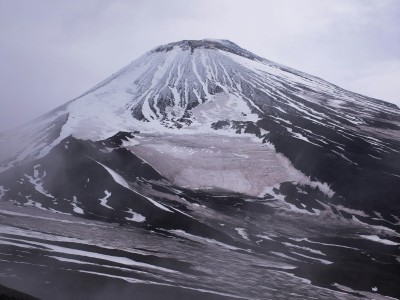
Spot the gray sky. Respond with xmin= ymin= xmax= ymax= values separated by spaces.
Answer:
xmin=1 ymin=0 xmax=399 ymax=131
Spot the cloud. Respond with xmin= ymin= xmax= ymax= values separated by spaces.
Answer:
xmin=343 ymin=60 xmax=400 ymax=106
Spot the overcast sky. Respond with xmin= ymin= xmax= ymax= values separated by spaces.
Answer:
xmin=1 ymin=0 xmax=399 ymax=131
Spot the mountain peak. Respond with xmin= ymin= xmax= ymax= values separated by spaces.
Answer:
xmin=153 ymin=39 xmax=236 ymax=50
xmin=152 ymin=39 xmax=263 ymax=61
xmin=2 ymin=36 xmax=400 ymax=300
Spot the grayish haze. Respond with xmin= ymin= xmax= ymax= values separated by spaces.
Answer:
xmin=0 ymin=0 xmax=399 ymax=131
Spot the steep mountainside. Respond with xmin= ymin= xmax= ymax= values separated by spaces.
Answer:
xmin=0 ymin=39 xmax=399 ymax=300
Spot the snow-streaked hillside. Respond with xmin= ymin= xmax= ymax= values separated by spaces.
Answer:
xmin=1 ymin=39 xmax=400 ymax=300
xmin=2 ymin=39 xmax=399 ymax=163
xmin=2 ymin=39 xmax=400 ymax=212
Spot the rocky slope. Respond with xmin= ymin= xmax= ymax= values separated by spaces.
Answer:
xmin=0 ymin=39 xmax=399 ymax=299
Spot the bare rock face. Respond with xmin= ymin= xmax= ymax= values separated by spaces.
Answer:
xmin=0 ymin=39 xmax=400 ymax=300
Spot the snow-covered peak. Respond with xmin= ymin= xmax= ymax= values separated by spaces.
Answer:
xmin=152 ymin=39 xmax=240 ymax=51
xmin=1 ymin=39 xmax=400 ymax=168
xmin=151 ymin=39 xmax=264 ymax=61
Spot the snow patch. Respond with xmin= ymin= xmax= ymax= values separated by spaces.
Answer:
xmin=169 ymin=229 xmax=240 ymax=251
xmin=99 ymin=190 xmax=113 ymax=210
xmin=125 ymin=208 xmax=146 ymax=223
xmin=93 ymin=159 xmax=172 ymax=212
xmin=70 ymin=196 xmax=84 ymax=214
xmin=0 ymin=186 xmax=8 ymax=200
xmin=270 ymin=251 xmax=301 ymax=262
xmin=24 ymin=195 xmax=47 ymax=211
xmin=256 ymin=234 xmax=276 ymax=241
xmin=359 ymin=235 xmax=399 ymax=246
xmin=291 ymin=251 xmax=333 ymax=264
xmin=337 ymin=206 xmax=369 ymax=217
xmin=121 ymin=137 xmax=140 ymax=147
xmin=235 ymin=228 xmax=249 ymax=240
xmin=352 ymin=216 xmax=398 ymax=235
xmin=24 ymin=165 xmax=55 ymax=199
xmin=282 ymin=242 xmax=326 ymax=256
xmin=3 ymin=237 xmax=179 ymax=274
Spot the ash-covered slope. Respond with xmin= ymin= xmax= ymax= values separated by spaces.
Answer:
xmin=1 ymin=39 xmax=400 ymax=299
xmin=1 ymin=39 xmax=400 ymax=215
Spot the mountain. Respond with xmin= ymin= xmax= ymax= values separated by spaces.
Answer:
xmin=0 ymin=39 xmax=399 ymax=300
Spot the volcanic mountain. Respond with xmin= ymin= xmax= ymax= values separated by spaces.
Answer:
xmin=0 ymin=39 xmax=399 ymax=300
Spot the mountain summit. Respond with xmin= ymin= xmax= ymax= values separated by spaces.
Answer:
xmin=1 ymin=39 xmax=400 ymax=299
xmin=1 ymin=38 xmax=399 ymax=210
xmin=152 ymin=39 xmax=265 ymax=59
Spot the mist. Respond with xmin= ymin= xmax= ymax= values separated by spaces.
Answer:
xmin=1 ymin=0 xmax=400 ymax=131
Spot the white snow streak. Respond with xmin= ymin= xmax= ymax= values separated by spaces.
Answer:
xmin=359 ymin=235 xmax=399 ymax=246
xmin=235 ymin=228 xmax=249 ymax=240
xmin=99 ymin=190 xmax=113 ymax=210
xmin=93 ymin=159 xmax=172 ymax=212
xmin=24 ymin=165 xmax=55 ymax=199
